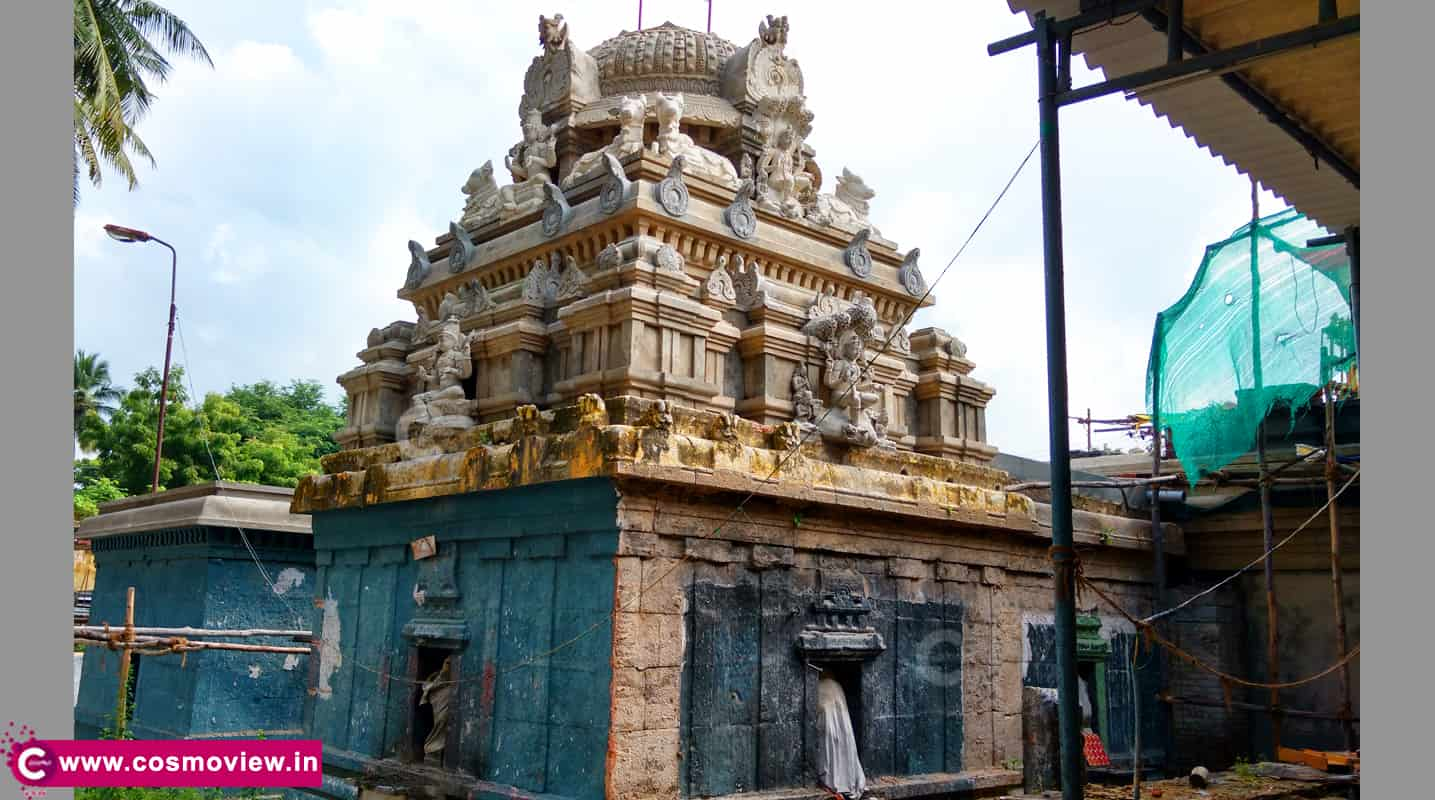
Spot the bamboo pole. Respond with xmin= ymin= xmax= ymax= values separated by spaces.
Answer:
xmin=114 ymin=586 xmax=135 ymax=736
xmin=76 ymin=625 xmax=311 ymax=639
xmin=1324 ymin=385 xmax=1357 ymax=750
xmin=75 ymin=633 xmax=312 ymax=656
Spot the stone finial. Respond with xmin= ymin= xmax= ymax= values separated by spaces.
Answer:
xmin=654 ymin=155 xmax=690 ymax=217
xmin=899 ymin=248 xmax=926 ymax=297
xmin=448 ymin=221 xmax=476 ymax=272
xmin=724 ymin=178 xmax=758 ymax=240
xmin=599 ymin=151 xmax=631 ymax=214
xmin=405 ymin=240 xmax=431 ymax=290
xmin=807 ymin=285 xmax=843 ymax=320
xmin=598 ymin=243 xmax=622 ymax=270
xmin=457 ymin=279 xmax=492 ymax=316
xmin=730 ymin=254 xmax=766 ymax=311
xmin=655 ymin=244 xmax=685 ymax=275
xmin=705 ymin=255 xmax=738 ymax=303
xmin=554 ymin=253 xmax=589 ymax=300
xmin=844 ymin=229 xmax=873 ymax=278
xmin=523 ymin=257 xmax=555 ymax=304
xmin=541 ymin=182 xmax=572 ymax=237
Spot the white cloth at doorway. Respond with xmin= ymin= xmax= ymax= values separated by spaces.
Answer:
xmin=817 ymin=675 xmax=866 ymax=799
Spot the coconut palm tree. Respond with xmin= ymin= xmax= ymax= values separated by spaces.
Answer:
xmin=75 ymin=350 xmax=122 ymax=444
xmin=73 ymin=0 xmax=212 ymax=204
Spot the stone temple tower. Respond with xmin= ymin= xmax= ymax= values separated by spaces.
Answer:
xmin=295 ymin=13 xmax=1169 ymax=800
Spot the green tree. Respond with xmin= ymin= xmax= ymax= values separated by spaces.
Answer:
xmin=79 ymin=368 xmax=345 ymax=495
xmin=74 ymin=349 xmax=123 ymax=447
xmin=74 ymin=463 xmax=127 ymax=520
xmin=73 ymin=0 xmax=212 ymax=204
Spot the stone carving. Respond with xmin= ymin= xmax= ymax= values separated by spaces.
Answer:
xmin=414 ymin=307 xmax=434 ymax=344
xmin=891 ymin=326 xmax=912 ymax=355
xmin=461 ymin=161 xmax=502 ymax=224
xmin=597 ymin=242 xmax=622 ymax=270
xmin=515 ymin=404 xmax=542 ymax=437
xmin=810 ymin=168 xmax=880 ymax=237
xmin=759 ymin=14 xmax=789 ymax=47
xmin=539 ymin=14 xmax=567 ymax=54
xmin=448 ymin=222 xmax=476 ymax=273
xmin=520 ymin=13 xmax=599 ymax=116
xmin=772 ymin=420 xmax=803 ymax=452
xmin=654 ymin=155 xmax=690 ymax=217
xmin=405 ymin=240 xmax=431 ymax=290
xmin=522 ymin=256 xmax=558 ymax=304
xmin=598 ymin=151 xmax=631 ymax=214
xmin=947 ymin=336 xmax=968 ymax=359
xmin=799 ymin=292 xmax=891 ymax=448
xmin=724 ymin=178 xmax=758 ymax=240
xmin=655 ymin=244 xmax=685 ymax=274
xmin=791 ymin=369 xmax=821 ymax=427
xmin=729 ymin=254 xmax=767 ymax=311
xmin=651 ymin=93 xmax=739 ymax=189
xmin=458 ymin=279 xmax=492 ymax=316
xmin=724 ymin=14 xmax=804 ymax=109
xmin=712 ymin=412 xmax=740 ymax=442
xmin=564 ymin=95 xmax=646 ymax=190
xmin=807 ymin=285 xmax=844 ymax=320
xmin=541 ymin=182 xmax=571 ymax=237
xmin=499 ymin=109 xmax=560 ymax=218
xmin=367 ymin=321 xmax=414 ymax=349
xmin=506 ymin=108 xmax=559 ymax=185
xmin=638 ymin=400 xmax=673 ymax=460
xmin=755 ymin=113 xmax=814 ymax=220
xmin=398 ymin=316 xmax=478 ymax=441
xmin=553 ymin=252 xmax=589 ymax=300
xmin=899 ymin=248 xmax=926 ymax=296
xmin=843 ymin=229 xmax=873 ymax=278
xmin=437 ymin=291 xmax=464 ymax=322
xmin=704 ymin=255 xmax=737 ymax=303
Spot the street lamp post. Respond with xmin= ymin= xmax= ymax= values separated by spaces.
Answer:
xmin=103 ymin=224 xmax=178 ymax=495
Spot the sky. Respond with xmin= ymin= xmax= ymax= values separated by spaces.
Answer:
xmin=73 ymin=0 xmax=1293 ymax=461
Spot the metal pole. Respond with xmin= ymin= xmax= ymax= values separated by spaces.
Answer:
xmin=114 ymin=586 xmax=136 ymax=736
xmin=150 ymin=239 xmax=178 ymax=495
xmin=1166 ymin=0 xmax=1184 ymax=62
xmin=637 ymin=0 xmax=643 ymax=30
xmin=1323 ymin=385 xmax=1356 ymax=751
xmin=1346 ymin=226 xmax=1359 ymax=367
xmin=706 ymin=0 xmax=712 ymax=34
xmin=1149 ymin=330 xmax=1169 ymax=771
xmin=1250 ymin=179 xmax=1283 ymax=754
xmin=1035 ymin=14 xmax=1083 ymax=799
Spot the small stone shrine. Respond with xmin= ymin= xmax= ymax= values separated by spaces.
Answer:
xmin=295 ymin=14 xmax=1173 ymax=800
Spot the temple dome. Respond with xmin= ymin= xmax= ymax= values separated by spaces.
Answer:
xmin=589 ymin=23 xmax=738 ymax=97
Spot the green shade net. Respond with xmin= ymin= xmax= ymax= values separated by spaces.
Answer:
xmin=1146 ymin=208 xmax=1356 ymax=485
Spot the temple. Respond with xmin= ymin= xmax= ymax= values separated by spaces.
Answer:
xmin=294 ymin=14 xmax=1172 ymax=800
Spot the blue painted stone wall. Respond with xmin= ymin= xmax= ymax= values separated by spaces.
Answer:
xmin=1022 ymin=619 xmax=1167 ymax=769
xmin=682 ymin=564 xmax=965 ymax=797
xmin=305 ymin=478 xmax=619 ymax=800
xmin=75 ymin=527 xmax=315 ymax=741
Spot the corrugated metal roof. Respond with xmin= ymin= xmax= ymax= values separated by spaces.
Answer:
xmin=1004 ymin=1 xmax=1359 ymax=232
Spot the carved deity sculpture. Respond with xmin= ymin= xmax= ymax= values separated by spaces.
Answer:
xmin=539 ymin=14 xmax=568 ymax=54
xmin=498 ymin=109 xmax=560 ymax=217
xmin=649 ymin=92 xmax=739 ymax=188
xmin=420 ymin=658 xmax=454 ymax=765
xmin=798 ymin=292 xmax=891 ymax=448
xmin=398 ymin=316 xmax=478 ymax=442
xmin=757 ymin=128 xmax=812 ymax=219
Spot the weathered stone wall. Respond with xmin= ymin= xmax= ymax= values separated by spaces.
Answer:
xmin=304 ymin=479 xmax=620 ymax=799
xmin=1164 ymin=581 xmax=1248 ymax=774
xmin=607 ymin=488 xmax=1167 ymax=799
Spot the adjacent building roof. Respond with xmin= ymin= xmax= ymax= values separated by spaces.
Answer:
xmin=1004 ymin=0 xmax=1359 ymax=232
xmin=76 ymin=481 xmax=312 ymax=539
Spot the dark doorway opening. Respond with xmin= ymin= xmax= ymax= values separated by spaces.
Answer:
xmin=409 ymin=647 xmax=450 ymax=763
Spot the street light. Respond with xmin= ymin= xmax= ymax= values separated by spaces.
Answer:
xmin=103 ymin=224 xmax=178 ymax=495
